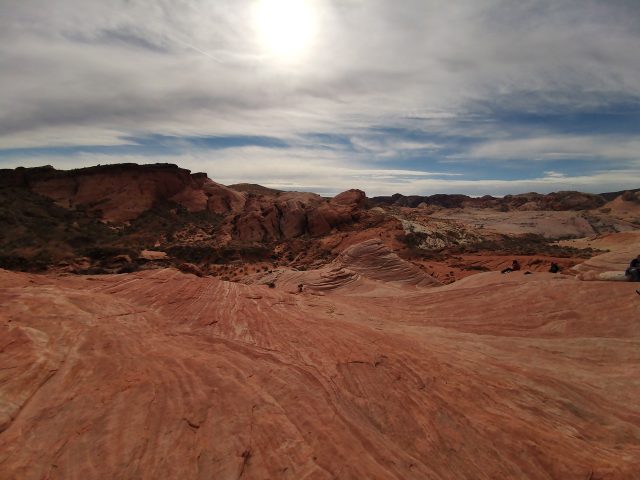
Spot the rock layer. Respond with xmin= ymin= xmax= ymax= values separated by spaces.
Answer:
xmin=1 ymin=263 xmax=639 ymax=479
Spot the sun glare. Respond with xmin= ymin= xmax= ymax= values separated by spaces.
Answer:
xmin=254 ymin=0 xmax=317 ymax=60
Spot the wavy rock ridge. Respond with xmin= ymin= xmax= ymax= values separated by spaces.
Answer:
xmin=261 ymin=239 xmax=441 ymax=293
xmin=1 ymin=264 xmax=639 ymax=479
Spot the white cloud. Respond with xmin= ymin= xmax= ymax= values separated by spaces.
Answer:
xmin=1 ymin=0 xmax=640 ymax=193
xmin=543 ymin=171 xmax=566 ymax=178
xmin=2 ymin=0 xmax=640 ymax=146
xmin=348 ymin=136 xmax=442 ymax=158
xmin=463 ymin=135 xmax=640 ymax=162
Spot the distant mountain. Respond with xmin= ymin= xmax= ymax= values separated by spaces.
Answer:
xmin=599 ymin=188 xmax=640 ymax=202
xmin=369 ymin=193 xmax=497 ymax=209
xmin=228 ymin=183 xmax=283 ymax=196
xmin=370 ymin=190 xmax=609 ymax=211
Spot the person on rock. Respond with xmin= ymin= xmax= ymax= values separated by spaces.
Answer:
xmin=549 ymin=262 xmax=560 ymax=273
xmin=625 ymin=254 xmax=640 ymax=282
xmin=501 ymin=259 xmax=521 ymax=274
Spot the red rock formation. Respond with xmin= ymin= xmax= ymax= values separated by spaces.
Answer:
xmin=269 ymin=239 xmax=441 ymax=292
xmin=232 ymin=190 xmax=365 ymax=242
xmin=1 ymin=264 xmax=639 ymax=479
xmin=17 ymin=164 xmax=245 ymax=222
xmin=7 ymin=164 xmax=367 ymax=243
xmin=330 ymin=188 xmax=366 ymax=207
xmin=169 ymin=174 xmax=246 ymax=215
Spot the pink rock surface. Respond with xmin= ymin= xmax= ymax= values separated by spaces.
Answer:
xmin=1 ymin=265 xmax=639 ymax=479
xmin=272 ymin=239 xmax=441 ymax=293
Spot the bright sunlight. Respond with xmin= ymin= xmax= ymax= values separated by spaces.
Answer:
xmin=253 ymin=0 xmax=317 ymax=60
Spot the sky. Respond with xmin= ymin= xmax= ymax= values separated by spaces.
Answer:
xmin=1 ymin=0 xmax=640 ymax=196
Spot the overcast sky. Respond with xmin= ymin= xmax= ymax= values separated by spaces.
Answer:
xmin=1 ymin=0 xmax=639 ymax=196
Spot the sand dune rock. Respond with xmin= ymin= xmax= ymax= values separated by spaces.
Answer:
xmin=270 ymin=239 xmax=441 ymax=293
xmin=336 ymin=239 xmax=440 ymax=286
xmin=1 ymin=267 xmax=639 ymax=479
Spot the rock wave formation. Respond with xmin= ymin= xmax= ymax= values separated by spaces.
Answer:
xmin=1 ymin=263 xmax=639 ymax=479
xmin=260 ymin=239 xmax=441 ymax=293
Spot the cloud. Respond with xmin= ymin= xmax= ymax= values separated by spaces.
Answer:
xmin=464 ymin=135 xmax=640 ymax=161
xmin=543 ymin=171 xmax=566 ymax=179
xmin=6 ymin=145 xmax=639 ymax=197
xmin=0 ymin=0 xmax=639 ymax=193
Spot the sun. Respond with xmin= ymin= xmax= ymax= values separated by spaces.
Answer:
xmin=253 ymin=0 xmax=317 ymax=60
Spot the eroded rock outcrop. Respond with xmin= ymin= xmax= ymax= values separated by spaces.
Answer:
xmin=232 ymin=190 xmax=365 ymax=242
xmin=2 ymin=163 xmax=246 ymax=223
xmin=265 ymin=239 xmax=441 ymax=292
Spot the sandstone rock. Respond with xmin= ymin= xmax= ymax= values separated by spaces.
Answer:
xmin=139 ymin=250 xmax=168 ymax=261
xmin=1 ymin=267 xmax=639 ymax=478
xmin=111 ymin=254 xmax=132 ymax=264
xmin=278 ymin=199 xmax=307 ymax=238
xmin=17 ymin=164 xmax=245 ymax=223
xmin=177 ymin=263 xmax=204 ymax=277
xmin=330 ymin=189 xmax=366 ymax=207
xmin=202 ymin=179 xmax=247 ymax=214
xmin=307 ymin=208 xmax=333 ymax=236
xmin=271 ymin=239 xmax=441 ymax=292
xmin=231 ymin=190 xmax=363 ymax=242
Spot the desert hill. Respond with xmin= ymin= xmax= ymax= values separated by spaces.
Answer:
xmin=370 ymin=190 xmax=609 ymax=211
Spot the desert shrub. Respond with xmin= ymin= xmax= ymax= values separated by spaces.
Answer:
xmin=117 ymin=263 xmax=140 ymax=274
xmin=462 ymin=265 xmax=490 ymax=271
xmin=82 ymin=246 xmax=136 ymax=261
xmin=77 ymin=267 xmax=109 ymax=275
xmin=167 ymin=245 xmax=217 ymax=263
xmin=0 ymin=255 xmax=31 ymax=271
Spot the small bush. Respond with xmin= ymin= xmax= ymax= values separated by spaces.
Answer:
xmin=117 ymin=263 xmax=140 ymax=274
